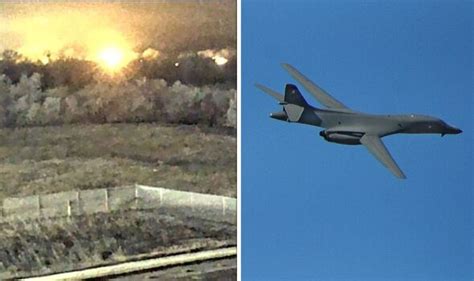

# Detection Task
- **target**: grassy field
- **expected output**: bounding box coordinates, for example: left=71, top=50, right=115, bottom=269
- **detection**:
left=0, top=209, right=236, bottom=279
left=0, top=123, right=236, bottom=201
left=0, top=123, right=236, bottom=278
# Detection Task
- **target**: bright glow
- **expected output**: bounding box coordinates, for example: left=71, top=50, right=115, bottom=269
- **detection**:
left=197, top=49, right=232, bottom=66
left=92, top=41, right=136, bottom=73
left=2, top=5, right=138, bottom=73
left=213, top=55, right=228, bottom=66
left=39, top=56, right=50, bottom=65
left=97, top=47, right=125, bottom=71
left=142, top=48, right=160, bottom=59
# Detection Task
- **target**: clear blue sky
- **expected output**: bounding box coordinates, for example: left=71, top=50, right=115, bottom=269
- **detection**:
left=242, top=1, right=473, bottom=280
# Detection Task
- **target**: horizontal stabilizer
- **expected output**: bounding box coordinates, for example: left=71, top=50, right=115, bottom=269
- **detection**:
left=255, top=84, right=284, bottom=103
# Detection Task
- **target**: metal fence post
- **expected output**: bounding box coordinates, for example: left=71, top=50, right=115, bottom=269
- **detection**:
left=37, top=195, right=41, bottom=218
left=76, top=191, right=80, bottom=215
left=134, top=185, right=139, bottom=209
left=105, top=189, right=109, bottom=212
left=67, top=200, right=72, bottom=221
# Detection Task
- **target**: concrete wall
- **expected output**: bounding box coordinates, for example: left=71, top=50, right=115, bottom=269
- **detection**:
left=0, top=185, right=236, bottom=224
left=135, top=185, right=237, bottom=223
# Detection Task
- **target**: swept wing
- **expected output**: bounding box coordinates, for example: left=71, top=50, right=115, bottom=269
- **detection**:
left=360, top=134, right=406, bottom=179
left=282, top=63, right=351, bottom=111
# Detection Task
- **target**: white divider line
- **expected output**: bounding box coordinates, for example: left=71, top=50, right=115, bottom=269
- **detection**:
left=21, top=247, right=237, bottom=281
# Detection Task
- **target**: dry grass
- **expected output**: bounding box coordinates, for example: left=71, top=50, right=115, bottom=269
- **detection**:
left=0, top=209, right=236, bottom=279
left=0, top=123, right=236, bottom=200
left=0, top=123, right=236, bottom=278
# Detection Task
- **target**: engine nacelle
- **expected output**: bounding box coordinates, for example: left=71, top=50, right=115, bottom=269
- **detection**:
left=319, top=130, right=363, bottom=145
left=270, top=111, right=288, bottom=121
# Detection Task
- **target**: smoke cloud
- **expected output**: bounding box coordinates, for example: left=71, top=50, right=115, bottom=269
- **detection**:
left=0, top=1, right=237, bottom=129
left=0, top=1, right=236, bottom=61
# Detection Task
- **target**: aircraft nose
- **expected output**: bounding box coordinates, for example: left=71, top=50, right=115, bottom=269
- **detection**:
left=451, top=128, right=462, bottom=134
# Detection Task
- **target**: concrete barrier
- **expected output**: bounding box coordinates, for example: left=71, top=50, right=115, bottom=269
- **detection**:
left=40, top=191, right=79, bottom=218
left=0, top=185, right=236, bottom=224
left=108, top=187, right=136, bottom=211
left=79, top=189, right=108, bottom=214
left=135, top=185, right=236, bottom=224
left=3, top=195, right=40, bottom=219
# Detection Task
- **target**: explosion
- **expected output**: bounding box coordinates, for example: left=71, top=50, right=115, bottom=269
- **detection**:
left=214, top=56, right=228, bottom=66
left=197, top=49, right=234, bottom=66
left=1, top=2, right=237, bottom=78
left=96, top=46, right=134, bottom=73
left=1, top=4, right=138, bottom=74
left=98, top=47, right=123, bottom=70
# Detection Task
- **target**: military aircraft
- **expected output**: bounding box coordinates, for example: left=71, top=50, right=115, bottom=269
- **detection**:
left=256, top=63, right=462, bottom=179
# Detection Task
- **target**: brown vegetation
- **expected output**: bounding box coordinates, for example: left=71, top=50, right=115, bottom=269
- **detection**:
left=0, top=71, right=236, bottom=129
left=0, top=209, right=236, bottom=279
left=0, top=123, right=236, bottom=201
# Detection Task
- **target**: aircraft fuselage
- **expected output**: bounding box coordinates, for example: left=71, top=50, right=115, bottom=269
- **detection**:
left=272, top=106, right=462, bottom=145
left=259, top=63, right=462, bottom=178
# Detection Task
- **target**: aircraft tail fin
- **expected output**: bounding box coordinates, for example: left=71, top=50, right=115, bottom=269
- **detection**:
left=284, top=84, right=309, bottom=107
